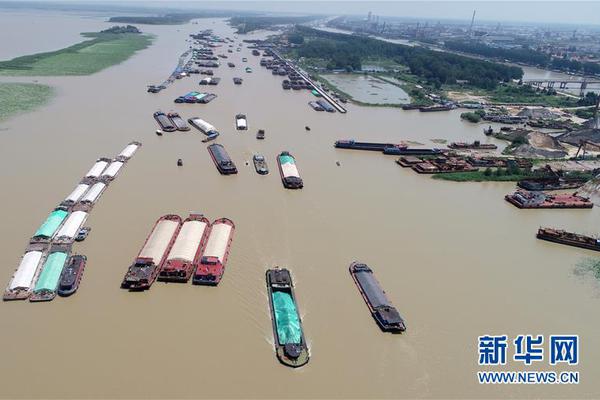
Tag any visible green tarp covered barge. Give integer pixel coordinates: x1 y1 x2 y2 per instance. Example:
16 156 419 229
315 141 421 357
30 209 69 243
266 268 309 368
30 245 70 302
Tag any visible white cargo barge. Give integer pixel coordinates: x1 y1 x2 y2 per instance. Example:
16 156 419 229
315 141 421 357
85 158 111 179
54 211 88 244
100 161 124 181
116 141 142 162
188 117 220 140
3 244 48 300
80 182 107 205
62 183 90 207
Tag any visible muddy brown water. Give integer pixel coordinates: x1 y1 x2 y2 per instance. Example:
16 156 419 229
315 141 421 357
0 13 599 399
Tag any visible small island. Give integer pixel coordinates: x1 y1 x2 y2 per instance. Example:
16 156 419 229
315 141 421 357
101 25 141 34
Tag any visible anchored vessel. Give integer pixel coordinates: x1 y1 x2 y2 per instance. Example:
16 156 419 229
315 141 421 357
154 111 176 132
100 161 124 182
536 227 600 251
188 117 219 140
334 140 442 156
53 211 88 244
193 218 235 285
85 158 111 179
277 151 303 189
3 244 48 300
61 183 90 208
256 129 265 140
122 215 182 290
253 154 269 175
116 141 142 162
349 262 406 332
505 190 593 209
30 246 70 302
57 255 87 296
517 179 587 191
159 215 210 282
30 208 69 243
207 143 237 175
266 268 309 368
235 114 247 130
168 112 190 131
448 141 497 150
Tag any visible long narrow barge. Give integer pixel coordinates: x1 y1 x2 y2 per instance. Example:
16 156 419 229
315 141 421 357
168 112 190 131
207 143 237 175
116 141 142 162
85 158 111 179
349 262 406 333
3 244 48 300
53 211 88 244
57 255 87 296
30 208 69 243
30 245 71 302
335 140 441 156
188 117 220 140
448 141 497 150
193 218 234 286
122 215 182 290
159 214 210 282
536 227 600 252
266 268 309 368
517 179 587 191
154 111 176 132
505 190 593 209
277 151 303 189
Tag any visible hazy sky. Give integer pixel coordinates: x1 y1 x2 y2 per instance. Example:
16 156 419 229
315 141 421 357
5 1 600 25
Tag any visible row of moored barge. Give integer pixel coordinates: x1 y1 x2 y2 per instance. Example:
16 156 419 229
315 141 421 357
334 140 442 156
154 111 190 132
4 142 141 301
121 214 235 290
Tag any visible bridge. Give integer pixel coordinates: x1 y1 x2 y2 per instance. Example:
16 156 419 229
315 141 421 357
522 78 600 96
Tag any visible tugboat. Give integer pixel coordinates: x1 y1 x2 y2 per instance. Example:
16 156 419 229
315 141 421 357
256 129 265 140
349 261 406 333
57 255 87 297
266 268 309 368
305 126 311 131
253 154 269 175
536 227 600 252
75 227 91 242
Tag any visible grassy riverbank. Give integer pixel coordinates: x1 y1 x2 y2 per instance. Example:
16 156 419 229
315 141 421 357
0 32 152 76
0 83 54 121
432 170 530 182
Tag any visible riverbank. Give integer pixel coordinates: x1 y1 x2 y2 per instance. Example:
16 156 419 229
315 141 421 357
0 82 54 122
0 32 152 76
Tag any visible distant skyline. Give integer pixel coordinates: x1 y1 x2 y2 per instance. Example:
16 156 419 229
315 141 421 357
1 1 600 25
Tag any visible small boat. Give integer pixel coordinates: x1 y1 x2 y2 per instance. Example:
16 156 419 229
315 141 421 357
75 227 91 242
57 255 87 297
193 218 235 285
256 129 265 140
242 57 247 62
266 268 309 368
253 154 269 175
167 112 190 131
228 62 235 68
156 130 163 136
207 143 237 175
349 261 406 333
245 67 252 73
235 114 247 130
153 111 176 132
233 77 243 85
177 158 183 166
305 126 311 131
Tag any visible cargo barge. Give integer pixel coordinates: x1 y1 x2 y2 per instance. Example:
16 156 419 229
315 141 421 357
188 117 219 140
419 104 454 112
154 111 176 132
235 114 247 130
266 268 309 368
537 227 600 252
207 143 237 175
277 151 303 189
517 179 587 191
85 158 111 179
167 113 190 131
349 262 406 333
253 154 268 175
57 255 86 297
448 141 497 150
159 214 210 282
122 215 182 290
30 245 71 302
193 218 235 286
335 140 442 156
3 244 48 300
505 190 593 209
30 208 69 243
100 162 124 182
53 211 88 244
116 141 142 162
61 183 90 208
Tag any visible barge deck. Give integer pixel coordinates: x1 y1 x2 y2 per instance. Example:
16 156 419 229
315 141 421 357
537 227 600 251
193 218 235 286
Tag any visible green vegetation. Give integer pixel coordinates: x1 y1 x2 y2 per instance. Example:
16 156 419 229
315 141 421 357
486 84 579 107
0 32 152 76
292 26 523 89
0 83 54 121
432 169 531 182
101 25 141 34
575 107 597 120
460 109 486 123
229 16 320 34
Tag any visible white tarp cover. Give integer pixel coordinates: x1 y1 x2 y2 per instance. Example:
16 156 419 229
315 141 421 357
203 223 232 262
102 161 124 178
56 211 87 239
86 160 109 178
236 118 247 129
190 118 216 133
81 182 106 203
281 163 300 178
139 220 179 263
167 220 207 262
65 184 89 203
119 144 138 158
8 251 43 290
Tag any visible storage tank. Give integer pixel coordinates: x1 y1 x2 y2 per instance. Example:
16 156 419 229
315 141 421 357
167 219 208 262
203 221 233 262
85 159 109 178
101 161 124 179
55 211 87 241
8 251 44 291
64 184 89 204
81 182 106 204
138 217 181 265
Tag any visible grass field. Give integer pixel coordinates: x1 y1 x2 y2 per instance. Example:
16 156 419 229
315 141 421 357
0 83 54 121
0 32 152 76
431 170 531 182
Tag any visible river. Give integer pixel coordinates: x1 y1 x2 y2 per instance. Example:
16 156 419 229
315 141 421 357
0 12 599 399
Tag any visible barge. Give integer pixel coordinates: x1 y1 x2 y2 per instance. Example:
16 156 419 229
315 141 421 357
79 182 106 207
537 227 600 252
116 141 142 162
266 268 309 368
61 183 90 207
334 140 442 156
448 141 497 150
256 129 265 140
154 111 176 132
30 246 70 302
53 211 88 244
349 262 406 332
207 143 237 175
57 255 86 296
188 117 219 140
193 218 235 286
419 104 454 112
121 215 181 290
167 113 190 131
308 101 324 111
517 179 587 191
30 208 69 243
159 214 210 282
3 244 48 300
235 114 247 130
233 77 243 85
253 154 269 175
100 161 124 182
505 190 593 209
85 158 111 179
277 151 303 189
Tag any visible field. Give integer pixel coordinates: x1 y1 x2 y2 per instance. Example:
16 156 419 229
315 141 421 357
0 32 152 76
0 83 54 121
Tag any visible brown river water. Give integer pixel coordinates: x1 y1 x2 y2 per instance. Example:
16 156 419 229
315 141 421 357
0 13 599 399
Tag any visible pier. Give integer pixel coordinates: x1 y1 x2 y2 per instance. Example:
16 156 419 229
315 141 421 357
522 78 600 96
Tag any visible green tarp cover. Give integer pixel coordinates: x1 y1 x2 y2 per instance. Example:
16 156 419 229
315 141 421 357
279 155 295 165
272 291 302 344
34 252 67 292
34 209 68 238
